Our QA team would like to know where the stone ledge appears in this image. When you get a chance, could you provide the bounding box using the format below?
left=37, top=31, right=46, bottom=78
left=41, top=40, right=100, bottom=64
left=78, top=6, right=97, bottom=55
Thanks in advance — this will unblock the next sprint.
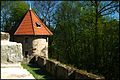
left=1, top=43, right=23, bottom=63
left=1, top=32, right=10, bottom=41
left=1, top=32, right=23, bottom=64
left=1, top=63, right=22, bottom=68
left=37, top=57, right=105, bottom=79
left=1, top=41, right=22, bottom=45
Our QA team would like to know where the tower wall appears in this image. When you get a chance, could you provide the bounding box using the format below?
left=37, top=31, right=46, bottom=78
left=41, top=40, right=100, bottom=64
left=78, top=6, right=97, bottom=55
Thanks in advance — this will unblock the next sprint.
left=14, top=36, right=33, bottom=57
left=14, top=35, right=48, bottom=59
left=1, top=32, right=23, bottom=63
left=32, top=36, right=48, bottom=59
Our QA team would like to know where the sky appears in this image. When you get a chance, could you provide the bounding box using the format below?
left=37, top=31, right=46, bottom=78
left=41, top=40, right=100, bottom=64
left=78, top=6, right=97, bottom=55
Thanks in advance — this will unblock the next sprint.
left=25, top=1, right=119, bottom=21
left=1, top=1, right=119, bottom=31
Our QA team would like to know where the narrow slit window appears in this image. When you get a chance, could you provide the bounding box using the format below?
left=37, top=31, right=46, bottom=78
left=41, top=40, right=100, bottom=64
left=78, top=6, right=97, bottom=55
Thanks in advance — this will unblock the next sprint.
left=46, top=37, right=48, bottom=42
left=25, top=51, right=28, bottom=58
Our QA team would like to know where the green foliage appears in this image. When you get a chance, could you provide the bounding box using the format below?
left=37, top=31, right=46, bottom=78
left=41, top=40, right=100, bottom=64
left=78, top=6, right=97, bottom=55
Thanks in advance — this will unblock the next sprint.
left=49, top=1, right=119, bottom=80
left=1, top=1, right=119, bottom=80
left=21, top=63, right=53, bottom=79
left=1, top=1, right=29, bottom=32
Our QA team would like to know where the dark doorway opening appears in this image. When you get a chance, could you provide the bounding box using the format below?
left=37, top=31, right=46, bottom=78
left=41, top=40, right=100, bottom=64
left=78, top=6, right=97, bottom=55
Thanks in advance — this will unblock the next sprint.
left=25, top=37, right=28, bottom=43
left=25, top=51, right=28, bottom=58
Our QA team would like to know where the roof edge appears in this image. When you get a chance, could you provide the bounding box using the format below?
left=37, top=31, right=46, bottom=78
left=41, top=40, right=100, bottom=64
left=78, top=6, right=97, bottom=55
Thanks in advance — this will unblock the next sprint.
left=31, top=10, right=53, bottom=35
left=29, top=10, right=35, bottom=35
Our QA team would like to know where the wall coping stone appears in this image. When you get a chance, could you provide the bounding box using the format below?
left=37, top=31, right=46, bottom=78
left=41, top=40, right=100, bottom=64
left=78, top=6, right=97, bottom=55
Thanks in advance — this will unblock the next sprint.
left=46, top=57, right=105, bottom=79
left=1, top=32, right=10, bottom=41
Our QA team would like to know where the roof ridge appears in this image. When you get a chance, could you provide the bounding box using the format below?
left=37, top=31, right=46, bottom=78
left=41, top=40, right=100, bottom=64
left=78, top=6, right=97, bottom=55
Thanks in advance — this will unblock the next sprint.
left=31, top=10, right=53, bottom=35
left=29, top=10, right=35, bottom=35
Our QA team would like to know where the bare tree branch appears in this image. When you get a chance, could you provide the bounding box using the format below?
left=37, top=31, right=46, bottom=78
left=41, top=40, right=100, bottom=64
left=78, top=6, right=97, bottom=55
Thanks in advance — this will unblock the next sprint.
left=101, top=9, right=116, bottom=16
left=99, top=5, right=119, bottom=14
left=98, top=1, right=114, bottom=13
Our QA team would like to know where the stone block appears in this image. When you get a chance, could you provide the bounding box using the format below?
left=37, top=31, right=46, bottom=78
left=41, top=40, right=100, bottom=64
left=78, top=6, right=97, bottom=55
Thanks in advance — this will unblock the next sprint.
left=74, top=69, right=105, bottom=79
left=46, top=59, right=50, bottom=73
left=37, top=57, right=46, bottom=68
left=74, top=69, right=89, bottom=79
left=56, top=63, right=68, bottom=79
left=49, top=59, right=59, bottom=76
left=1, top=32, right=10, bottom=41
left=1, top=41, right=23, bottom=63
left=37, top=58, right=105, bottom=79
left=56, top=63, right=75, bottom=79
left=66, top=66, right=75, bottom=79
left=46, top=59, right=59, bottom=76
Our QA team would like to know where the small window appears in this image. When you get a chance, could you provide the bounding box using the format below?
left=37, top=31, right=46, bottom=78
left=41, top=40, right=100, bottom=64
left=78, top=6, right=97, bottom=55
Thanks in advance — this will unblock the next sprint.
left=46, top=37, right=48, bottom=42
left=36, top=22, right=41, bottom=27
left=25, top=37, right=28, bottom=43
left=25, top=51, right=28, bottom=58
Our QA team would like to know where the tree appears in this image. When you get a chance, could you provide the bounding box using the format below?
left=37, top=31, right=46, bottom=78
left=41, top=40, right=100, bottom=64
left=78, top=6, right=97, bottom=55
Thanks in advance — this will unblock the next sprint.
left=32, top=1, right=59, bottom=57
left=1, top=1, right=29, bottom=33
left=89, top=1, right=119, bottom=69
left=51, top=1, right=119, bottom=79
left=1, top=1, right=11, bottom=31
left=32, top=1, right=57, bottom=28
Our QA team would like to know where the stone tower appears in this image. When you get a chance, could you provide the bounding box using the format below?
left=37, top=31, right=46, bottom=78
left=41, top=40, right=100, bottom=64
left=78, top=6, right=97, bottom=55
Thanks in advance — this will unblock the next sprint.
left=13, top=9, right=53, bottom=60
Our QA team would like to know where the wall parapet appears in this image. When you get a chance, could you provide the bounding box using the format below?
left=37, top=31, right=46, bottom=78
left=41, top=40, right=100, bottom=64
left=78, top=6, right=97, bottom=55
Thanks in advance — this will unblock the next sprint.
left=1, top=32, right=23, bottom=63
left=36, top=56, right=105, bottom=79
left=1, top=32, right=10, bottom=41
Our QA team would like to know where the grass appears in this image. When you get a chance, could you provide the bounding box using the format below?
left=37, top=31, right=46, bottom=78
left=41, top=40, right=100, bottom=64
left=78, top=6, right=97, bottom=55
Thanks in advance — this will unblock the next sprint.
left=21, top=63, right=54, bottom=80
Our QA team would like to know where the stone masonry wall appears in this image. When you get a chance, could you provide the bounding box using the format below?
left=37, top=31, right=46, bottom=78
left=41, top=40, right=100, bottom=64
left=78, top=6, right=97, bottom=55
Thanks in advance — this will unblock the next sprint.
left=14, top=36, right=48, bottom=63
left=36, top=56, right=105, bottom=79
left=32, top=36, right=48, bottom=59
left=1, top=32, right=23, bottom=63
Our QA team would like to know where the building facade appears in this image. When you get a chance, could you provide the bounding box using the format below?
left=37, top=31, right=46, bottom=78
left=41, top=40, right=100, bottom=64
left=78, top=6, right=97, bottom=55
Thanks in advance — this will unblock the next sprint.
left=14, top=9, right=53, bottom=61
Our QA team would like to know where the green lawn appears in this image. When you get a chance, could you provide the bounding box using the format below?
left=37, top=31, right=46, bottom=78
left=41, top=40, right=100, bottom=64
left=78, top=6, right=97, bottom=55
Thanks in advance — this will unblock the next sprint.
left=21, top=63, right=54, bottom=79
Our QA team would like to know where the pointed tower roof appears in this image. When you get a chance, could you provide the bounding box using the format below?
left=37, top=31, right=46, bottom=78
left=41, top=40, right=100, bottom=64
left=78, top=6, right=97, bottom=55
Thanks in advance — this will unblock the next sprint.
left=14, top=9, right=53, bottom=35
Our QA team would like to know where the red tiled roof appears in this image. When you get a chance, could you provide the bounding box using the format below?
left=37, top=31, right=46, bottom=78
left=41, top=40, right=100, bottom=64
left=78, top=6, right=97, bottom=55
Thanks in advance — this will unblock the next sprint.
left=14, top=9, right=53, bottom=35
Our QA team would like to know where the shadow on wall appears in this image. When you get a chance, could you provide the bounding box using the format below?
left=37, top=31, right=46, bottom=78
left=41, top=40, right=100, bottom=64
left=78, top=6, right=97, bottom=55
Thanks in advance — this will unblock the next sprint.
left=41, top=46, right=47, bottom=55
left=29, top=56, right=38, bottom=65
left=28, top=60, right=54, bottom=79
left=27, top=56, right=105, bottom=79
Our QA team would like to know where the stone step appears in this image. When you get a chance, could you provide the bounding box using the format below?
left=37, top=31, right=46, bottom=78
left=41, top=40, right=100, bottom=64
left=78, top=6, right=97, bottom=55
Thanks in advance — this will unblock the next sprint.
left=1, top=63, right=22, bottom=68
left=1, top=67, right=35, bottom=79
left=1, top=63, right=35, bottom=79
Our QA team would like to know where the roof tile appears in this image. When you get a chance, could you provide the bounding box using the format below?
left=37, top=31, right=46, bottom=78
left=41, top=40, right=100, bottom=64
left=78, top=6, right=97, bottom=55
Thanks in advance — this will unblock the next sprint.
left=14, top=9, right=53, bottom=35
